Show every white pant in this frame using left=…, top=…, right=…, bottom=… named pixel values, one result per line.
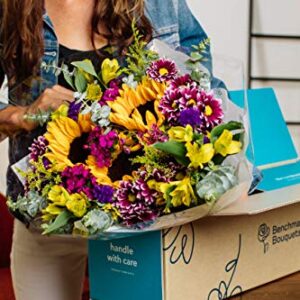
left=11, top=220, right=88, bottom=300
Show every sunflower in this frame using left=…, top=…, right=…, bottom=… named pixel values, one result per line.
left=108, top=77, right=166, bottom=132
left=44, top=115, right=93, bottom=172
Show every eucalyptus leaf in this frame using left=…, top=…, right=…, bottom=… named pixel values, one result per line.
left=43, top=210, right=73, bottom=235
left=71, top=60, right=98, bottom=78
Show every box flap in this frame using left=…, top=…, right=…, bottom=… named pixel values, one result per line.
left=229, top=88, right=298, bottom=168
left=214, top=88, right=300, bottom=215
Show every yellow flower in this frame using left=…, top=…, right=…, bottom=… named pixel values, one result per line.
left=86, top=83, right=103, bottom=101
left=43, top=203, right=64, bottom=216
left=86, top=156, right=113, bottom=186
left=169, top=177, right=195, bottom=207
left=48, top=185, right=69, bottom=206
left=102, top=203, right=121, bottom=221
left=51, top=104, right=69, bottom=120
left=66, top=193, right=88, bottom=218
left=214, top=129, right=242, bottom=157
left=44, top=116, right=92, bottom=171
left=168, top=125, right=193, bottom=143
left=101, top=58, right=120, bottom=84
left=186, top=142, right=215, bottom=169
left=108, top=77, right=166, bottom=131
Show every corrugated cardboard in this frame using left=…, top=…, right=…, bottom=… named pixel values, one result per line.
left=88, top=88, right=300, bottom=300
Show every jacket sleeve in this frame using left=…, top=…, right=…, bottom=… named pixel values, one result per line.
left=177, top=0, right=226, bottom=89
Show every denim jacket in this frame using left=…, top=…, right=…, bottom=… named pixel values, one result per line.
left=1, top=0, right=218, bottom=217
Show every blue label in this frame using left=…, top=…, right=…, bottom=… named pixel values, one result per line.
left=89, top=231, right=163, bottom=300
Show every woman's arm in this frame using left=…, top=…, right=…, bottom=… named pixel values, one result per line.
left=0, top=84, right=75, bottom=139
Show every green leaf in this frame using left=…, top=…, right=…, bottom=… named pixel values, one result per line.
left=210, top=121, right=244, bottom=143
left=71, top=60, right=98, bottom=78
left=43, top=210, right=73, bottom=235
left=63, top=70, right=75, bottom=90
left=154, top=141, right=190, bottom=166
left=74, top=70, right=87, bottom=93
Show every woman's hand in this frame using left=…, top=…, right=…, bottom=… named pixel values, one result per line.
left=16, top=85, right=74, bottom=131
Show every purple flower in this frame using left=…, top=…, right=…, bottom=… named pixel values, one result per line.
left=159, top=85, right=224, bottom=131
left=168, top=74, right=194, bottom=90
left=147, top=59, right=178, bottom=82
left=87, top=127, right=119, bottom=168
left=68, top=102, right=82, bottom=121
left=101, top=80, right=120, bottom=104
left=61, top=164, right=94, bottom=198
left=115, top=180, right=158, bottom=226
left=93, top=184, right=114, bottom=203
left=29, top=136, right=48, bottom=162
left=179, top=108, right=202, bottom=127
left=198, top=91, right=224, bottom=130
left=140, top=124, right=168, bottom=145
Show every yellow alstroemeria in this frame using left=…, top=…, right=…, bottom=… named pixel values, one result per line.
left=51, top=104, right=69, bottom=120
left=101, top=58, right=120, bottom=85
left=214, top=129, right=242, bottom=157
left=169, top=177, right=196, bottom=207
left=86, top=83, right=103, bottom=101
left=48, top=185, right=69, bottom=206
left=168, top=125, right=193, bottom=143
left=66, top=193, right=88, bottom=218
left=186, top=142, right=215, bottom=169
left=43, top=203, right=64, bottom=216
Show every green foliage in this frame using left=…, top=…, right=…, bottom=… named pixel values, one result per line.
left=122, top=20, right=159, bottom=81
left=131, top=146, right=178, bottom=179
left=185, top=38, right=211, bottom=83
left=42, top=210, right=73, bottom=235
left=210, top=121, right=244, bottom=143
left=153, top=141, right=190, bottom=166
left=196, top=165, right=238, bottom=205
left=24, top=109, right=52, bottom=126
left=71, top=60, right=99, bottom=78
left=74, top=70, right=88, bottom=93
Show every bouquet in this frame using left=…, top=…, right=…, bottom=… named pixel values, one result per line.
left=8, top=25, right=251, bottom=237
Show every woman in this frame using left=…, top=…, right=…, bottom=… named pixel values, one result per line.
left=0, top=0, right=211, bottom=299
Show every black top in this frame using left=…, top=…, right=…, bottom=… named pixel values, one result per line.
left=58, top=44, right=112, bottom=88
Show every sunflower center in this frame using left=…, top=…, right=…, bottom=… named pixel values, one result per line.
left=68, top=133, right=90, bottom=164
left=159, top=68, right=169, bottom=76
left=205, top=105, right=213, bottom=116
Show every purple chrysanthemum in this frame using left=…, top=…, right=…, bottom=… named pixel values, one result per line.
left=101, top=80, right=120, bottom=104
left=68, top=101, right=82, bottom=121
left=147, top=58, right=178, bottom=82
left=198, top=91, right=224, bottom=129
left=29, top=136, right=48, bottom=162
left=159, top=86, right=224, bottom=131
left=61, top=164, right=94, bottom=198
left=179, top=108, right=202, bottom=127
left=168, top=74, right=195, bottom=90
left=93, top=184, right=114, bottom=203
left=87, top=127, right=119, bottom=168
left=115, top=180, right=158, bottom=226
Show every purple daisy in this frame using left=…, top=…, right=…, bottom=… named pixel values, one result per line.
left=147, top=58, right=178, bottom=82
left=29, top=136, right=48, bottom=162
left=179, top=108, right=202, bottom=128
left=101, top=80, right=120, bottom=104
left=61, top=164, right=94, bottom=198
left=114, top=180, right=159, bottom=226
left=68, top=101, right=82, bottom=121
left=198, top=91, right=224, bottom=129
left=168, top=74, right=195, bottom=90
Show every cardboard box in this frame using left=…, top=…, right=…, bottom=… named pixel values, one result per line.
left=88, top=88, right=300, bottom=299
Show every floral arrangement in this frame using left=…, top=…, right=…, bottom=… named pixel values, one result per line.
left=8, top=25, right=245, bottom=236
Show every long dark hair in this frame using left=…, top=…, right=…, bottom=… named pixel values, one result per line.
left=1, top=0, right=152, bottom=83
